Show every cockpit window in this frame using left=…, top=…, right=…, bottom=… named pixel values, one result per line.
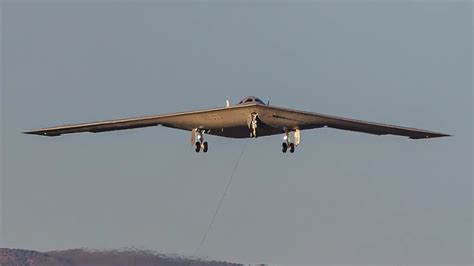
left=238, top=96, right=266, bottom=105
left=254, top=98, right=265, bottom=104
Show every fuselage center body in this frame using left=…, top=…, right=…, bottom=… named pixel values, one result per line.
left=163, top=97, right=296, bottom=139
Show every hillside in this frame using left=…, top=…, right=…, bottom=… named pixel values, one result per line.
left=0, top=248, right=242, bottom=266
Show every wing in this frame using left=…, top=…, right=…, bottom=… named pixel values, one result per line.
left=259, top=105, right=450, bottom=139
left=23, top=105, right=255, bottom=137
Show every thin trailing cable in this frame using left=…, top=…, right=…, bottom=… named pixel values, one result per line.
left=192, top=139, right=249, bottom=258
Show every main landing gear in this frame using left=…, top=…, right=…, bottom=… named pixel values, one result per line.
left=192, top=129, right=209, bottom=153
left=282, top=129, right=300, bottom=154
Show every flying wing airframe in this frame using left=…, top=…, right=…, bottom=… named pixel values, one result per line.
left=23, top=96, right=450, bottom=153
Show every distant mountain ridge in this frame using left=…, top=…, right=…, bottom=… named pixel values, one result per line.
left=0, top=248, right=242, bottom=266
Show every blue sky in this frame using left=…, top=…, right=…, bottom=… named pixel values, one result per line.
left=1, top=1, right=472, bottom=264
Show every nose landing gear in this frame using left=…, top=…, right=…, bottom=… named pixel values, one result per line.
left=282, top=129, right=300, bottom=154
left=192, top=128, right=209, bottom=153
left=248, top=112, right=259, bottom=138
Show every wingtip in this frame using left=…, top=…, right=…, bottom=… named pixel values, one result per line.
left=409, top=132, right=452, bottom=139
left=22, top=130, right=59, bottom=137
left=434, top=132, right=452, bottom=138
left=427, top=133, right=452, bottom=139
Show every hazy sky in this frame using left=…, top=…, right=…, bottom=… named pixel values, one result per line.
left=1, top=1, right=472, bottom=264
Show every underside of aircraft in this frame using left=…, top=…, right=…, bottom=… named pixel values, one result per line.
left=23, top=96, right=450, bottom=153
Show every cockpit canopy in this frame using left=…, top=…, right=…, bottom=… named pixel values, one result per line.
left=238, top=96, right=266, bottom=105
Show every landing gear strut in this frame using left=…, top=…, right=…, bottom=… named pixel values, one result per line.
left=282, top=129, right=300, bottom=154
left=192, top=129, right=209, bottom=153
left=248, top=112, right=258, bottom=138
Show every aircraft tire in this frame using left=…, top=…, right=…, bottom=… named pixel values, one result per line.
left=282, top=142, right=288, bottom=153
left=195, top=142, right=201, bottom=152
left=289, top=143, right=295, bottom=153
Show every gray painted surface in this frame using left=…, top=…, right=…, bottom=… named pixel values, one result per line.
left=23, top=95, right=449, bottom=139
